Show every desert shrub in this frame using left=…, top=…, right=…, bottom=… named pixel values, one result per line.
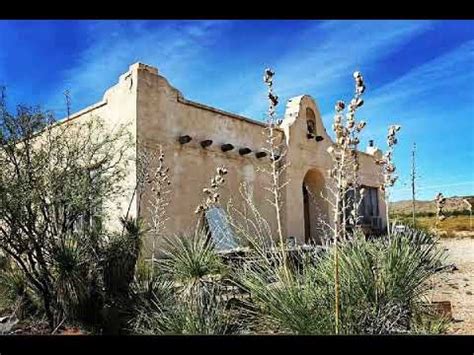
left=318, top=230, right=444, bottom=334
left=410, top=310, right=450, bottom=334
left=0, top=95, right=132, bottom=329
left=129, top=229, right=246, bottom=335
left=236, top=228, right=445, bottom=335
left=0, top=267, right=39, bottom=319
left=158, top=229, right=227, bottom=286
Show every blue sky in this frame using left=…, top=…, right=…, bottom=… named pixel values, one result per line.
left=0, top=20, right=473, bottom=201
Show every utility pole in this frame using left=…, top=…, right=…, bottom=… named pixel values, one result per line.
left=411, top=142, right=416, bottom=227
left=64, top=89, right=71, bottom=119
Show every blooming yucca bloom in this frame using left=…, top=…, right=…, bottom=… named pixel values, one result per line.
left=335, top=100, right=346, bottom=112
left=263, top=68, right=274, bottom=84
left=195, top=166, right=228, bottom=214
left=434, top=192, right=447, bottom=222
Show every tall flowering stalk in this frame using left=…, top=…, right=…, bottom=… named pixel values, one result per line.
left=411, top=142, right=417, bottom=227
left=145, top=146, right=171, bottom=277
left=195, top=166, right=228, bottom=216
left=325, top=71, right=367, bottom=334
left=123, top=143, right=159, bottom=236
left=462, top=198, right=472, bottom=230
left=376, top=125, right=401, bottom=237
left=262, top=68, right=290, bottom=278
left=326, top=71, right=367, bottom=240
left=346, top=71, right=368, bottom=228
left=434, top=192, right=447, bottom=228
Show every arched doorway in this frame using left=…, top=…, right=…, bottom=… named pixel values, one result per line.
left=302, top=169, right=328, bottom=243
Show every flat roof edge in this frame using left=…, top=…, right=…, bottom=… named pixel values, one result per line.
left=58, top=99, right=108, bottom=123
left=177, top=96, right=268, bottom=128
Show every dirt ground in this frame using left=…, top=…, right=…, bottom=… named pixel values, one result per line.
left=430, top=237, right=474, bottom=334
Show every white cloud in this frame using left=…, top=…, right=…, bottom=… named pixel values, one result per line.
left=356, top=40, right=474, bottom=150
left=368, top=41, right=474, bottom=201
left=362, top=40, right=474, bottom=118
left=47, top=20, right=232, bottom=118
left=238, top=20, right=432, bottom=118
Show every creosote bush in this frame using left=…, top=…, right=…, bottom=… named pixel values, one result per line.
left=0, top=90, right=146, bottom=333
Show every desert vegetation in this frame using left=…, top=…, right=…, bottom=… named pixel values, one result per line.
left=390, top=196, right=473, bottom=237
left=0, top=69, right=452, bottom=336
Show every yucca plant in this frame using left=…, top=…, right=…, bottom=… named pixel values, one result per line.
left=101, top=216, right=145, bottom=334
left=237, top=257, right=333, bottom=334
left=315, top=230, right=445, bottom=334
left=158, top=229, right=226, bottom=288
left=0, top=266, right=39, bottom=319
left=235, top=227, right=445, bottom=335
left=131, top=280, right=243, bottom=335
left=131, top=227, right=245, bottom=335
left=52, top=233, right=94, bottom=320
left=128, top=273, right=177, bottom=334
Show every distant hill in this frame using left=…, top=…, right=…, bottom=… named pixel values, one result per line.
left=391, top=195, right=474, bottom=215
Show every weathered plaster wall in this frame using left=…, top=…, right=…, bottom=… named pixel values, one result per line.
left=60, top=62, right=387, bottom=249
left=134, top=64, right=282, bottom=248
left=54, top=64, right=140, bottom=232
left=281, top=95, right=386, bottom=242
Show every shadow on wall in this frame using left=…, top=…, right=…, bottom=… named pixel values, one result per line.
left=303, top=169, right=329, bottom=244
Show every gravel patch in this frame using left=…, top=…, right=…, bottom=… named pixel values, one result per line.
left=429, top=238, right=474, bottom=334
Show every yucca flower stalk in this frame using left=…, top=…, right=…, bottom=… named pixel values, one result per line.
left=346, top=71, right=368, bottom=228
left=434, top=192, right=447, bottom=230
left=195, top=166, right=228, bottom=216
left=462, top=198, right=472, bottom=230
left=434, top=192, right=446, bottom=221
left=261, top=68, right=291, bottom=280
left=122, top=142, right=155, bottom=231
left=376, top=125, right=401, bottom=237
left=326, top=102, right=350, bottom=334
left=325, top=71, right=369, bottom=333
left=144, top=145, right=171, bottom=279
left=326, top=71, right=367, bottom=241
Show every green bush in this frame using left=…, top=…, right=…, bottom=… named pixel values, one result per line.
left=0, top=267, right=39, bottom=318
left=237, top=229, right=445, bottom=334
left=129, top=230, right=245, bottom=335
left=322, top=232, right=444, bottom=334
left=411, top=311, right=450, bottom=334
left=158, top=229, right=227, bottom=286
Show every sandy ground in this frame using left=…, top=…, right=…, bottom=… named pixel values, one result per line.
left=430, top=238, right=474, bottom=334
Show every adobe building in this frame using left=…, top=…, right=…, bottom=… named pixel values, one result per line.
left=65, top=62, right=387, bottom=247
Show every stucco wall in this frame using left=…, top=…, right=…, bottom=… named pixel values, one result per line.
left=280, top=95, right=386, bottom=242
left=134, top=65, right=283, bottom=248
left=52, top=65, right=139, bottom=232
left=59, top=62, right=387, bottom=249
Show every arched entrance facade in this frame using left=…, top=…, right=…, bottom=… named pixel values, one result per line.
left=302, top=169, right=329, bottom=244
